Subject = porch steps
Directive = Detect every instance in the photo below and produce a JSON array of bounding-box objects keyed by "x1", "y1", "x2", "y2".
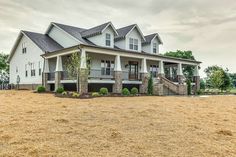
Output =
[{"x1": 153, "y1": 77, "x2": 187, "y2": 95}]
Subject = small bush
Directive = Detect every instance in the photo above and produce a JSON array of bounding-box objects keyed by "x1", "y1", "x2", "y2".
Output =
[
  {"x1": 196, "y1": 90, "x2": 203, "y2": 95},
  {"x1": 62, "y1": 91, "x2": 67, "y2": 96},
  {"x1": 99, "y1": 87, "x2": 108, "y2": 95},
  {"x1": 72, "y1": 92, "x2": 80, "y2": 97},
  {"x1": 131, "y1": 87, "x2": 138, "y2": 95},
  {"x1": 92, "y1": 92, "x2": 100, "y2": 97},
  {"x1": 122, "y1": 88, "x2": 130, "y2": 96},
  {"x1": 36, "y1": 85, "x2": 46, "y2": 93},
  {"x1": 56, "y1": 87, "x2": 64, "y2": 94}
]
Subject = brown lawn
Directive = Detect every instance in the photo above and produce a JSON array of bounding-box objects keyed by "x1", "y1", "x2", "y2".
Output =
[{"x1": 0, "y1": 91, "x2": 236, "y2": 157}]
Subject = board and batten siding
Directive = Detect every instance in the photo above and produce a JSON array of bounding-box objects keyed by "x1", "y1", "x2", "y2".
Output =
[
  {"x1": 87, "y1": 26, "x2": 115, "y2": 48},
  {"x1": 9, "y1": 35, "x2": 44, "y2": 84},
  {"x1": 48, "y1": 26, "x2": 78, "y2": 48},
  {"x1": 142, "y1": 38, "x2": 160, "y2": 54}
]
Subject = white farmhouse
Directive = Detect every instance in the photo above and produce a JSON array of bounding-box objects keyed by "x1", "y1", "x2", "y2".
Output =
[{"x1": 8, "y1": 22, "x2": 201, "y2": 95}]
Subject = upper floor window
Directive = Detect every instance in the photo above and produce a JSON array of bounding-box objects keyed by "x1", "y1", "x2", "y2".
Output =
[
  {"x1": 129, "y1": 38, "x2": 138, "y2": 51},
  {"x1": 153, "y1": 43, "x2": 157, "y2": 53},
  {"x1": 105, "y1": 33, "x2": 111, "y2": 46},
  {"x1": 22, "y1": 43, "x2": 27, "y2": 54}
]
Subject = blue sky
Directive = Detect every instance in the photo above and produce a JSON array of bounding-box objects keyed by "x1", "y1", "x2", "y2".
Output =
[{"x1": 0, "y1": 0, "x2": 236, "y2": 77}]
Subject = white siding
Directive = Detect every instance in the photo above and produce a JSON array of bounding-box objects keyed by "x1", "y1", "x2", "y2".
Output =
[
  {"x1": 125, "y1": 28, "x2": 142, "y2": 52},
  {"x1": 48, "y1": 26, "x2": 78, "y2": 48},
  {"x1": 114, "y1": 40, "x2": 126, "y2": 49},
  {"x1": 9, "y1": 35, "x2": 44, "y2": 84},
  {"x1": 87, "y1": 26, "x2": 115, "y2": 48},
  {"x1": 142, "y1": 38, "x2": 160, "y2": 54}
]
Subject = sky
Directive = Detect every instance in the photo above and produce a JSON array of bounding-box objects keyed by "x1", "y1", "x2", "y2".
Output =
[{"x1": 0, "y1": 0, "x2": 236, "y2": 77}]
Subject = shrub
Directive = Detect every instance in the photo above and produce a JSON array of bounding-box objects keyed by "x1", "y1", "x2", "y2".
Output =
[
  {"x1": 99, "y1": 87, "x2": 108, "y2": 95},
  {"x1": 122, "y1": 88, "x2": 130, "y2": 96},
  {"x1": 92, "y1": 92, "x2": 100, "y2": 97},
  {"x1": 148, "y1": 75, "x2": 153, "y2": 95},
  {"x1": 72, "y1": 92, "x2": 80, "y2": 97},
  {"x1": 36, "y1": 85, "x2": 46, "y2": 93},
  {"x1": 196, "y1": 90, "x2": 203, "y2": 95},
  {"x1": 131, "y1": 87, "x2": 138, "y2": 95},
  {"x1": 62, "y1": 91, "x2": 67, "y2": 96},
  {"x1": 56, "y1": 87, "x2": 64, "y2": 94},
  {"x1": 187, "y1": 79, "x2": 192, "y2": 95}
]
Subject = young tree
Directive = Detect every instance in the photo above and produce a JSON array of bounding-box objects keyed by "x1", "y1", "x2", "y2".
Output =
[
  {"x1": 65, "y1": 52, "x2": 90, "y2": 92},
  {"x1": 209, "y1": 70, "x2": 224, "y2": 90},
  {"x1": 0, "y1": 53, "x2": 9, "y2": 84},
  {"x1": 147, "y1": 75, "x2": 153, "y2": 95}
]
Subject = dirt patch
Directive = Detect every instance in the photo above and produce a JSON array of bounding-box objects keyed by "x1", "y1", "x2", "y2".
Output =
[{"x1": 0, "y1": 90, "x2": 236, "y2": 156}]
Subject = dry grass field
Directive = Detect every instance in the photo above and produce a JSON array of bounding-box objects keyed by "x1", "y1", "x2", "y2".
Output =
[{"x1": 0, "y1": 91, "x2": 236, "y2": 157}]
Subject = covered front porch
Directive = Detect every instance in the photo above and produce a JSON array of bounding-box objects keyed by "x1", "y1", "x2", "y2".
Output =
[{"x1": 42, "y1": 46, "x2": 200, "y2": 95}]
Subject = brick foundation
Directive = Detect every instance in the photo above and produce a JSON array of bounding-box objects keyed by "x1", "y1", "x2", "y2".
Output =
[
  {"x1": 139, "y1": 73, "x2": 149, "y2": 94},
  {"x1": 113, "y1": 71, "x2": 122, "y2": 93}
]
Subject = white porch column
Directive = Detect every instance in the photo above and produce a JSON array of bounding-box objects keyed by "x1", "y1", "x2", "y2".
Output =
[
  {"x1": 140, "y1": 58, "x2": 148, "y2": 73},
  {"x1": 79, "y1": 49, "x2": 88, "y2": 94},
  {"x1": 177, "y1": 63, "x2": 184, "y2": 84},
  {"x1": 169, "y1": 66, "x2": 173, "y2": 78},
  {"x1": 113, "y1": 55, "x2": 122, "y2": 93},
  {"x1": 114, "y1": 55, "x2": 122, "y2": 71},
  {"x1": 194, "y1": 65, "x2": 199, "y2": 77},
  {"x1": 55, "y1": 56, "x2": 63, "y2": 72},
  {"x1": 177, "y1": 63, "x2": 183, "y2": 76},
  {"x1": 159, "y1": 60, "x2": 165, "y2": 76},
  {"x1": 44, "y1": 59, "x2": 50, "y2": 73},
  {"x1": 43, "y1": 59, "x2": 50, "y2": 90},
  {"x1": 55, "y1": 56, "x2": 63, "y2": 91},
  {"x1": 193, "y1": 65, "x2": 200, "y2": 94},
  {"x1": 140, "y1": 58, "x2": 148, "y2": 94},
  {"x1": 80, "y1": 49, "x2": 87, "y2": 69}
]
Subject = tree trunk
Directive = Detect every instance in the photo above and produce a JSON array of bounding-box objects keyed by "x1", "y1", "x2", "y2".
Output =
[{"x1": 76, "y1": 72, "x2": 79, "y2": 93}]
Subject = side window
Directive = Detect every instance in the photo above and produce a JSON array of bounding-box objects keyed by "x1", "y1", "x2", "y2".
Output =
[
  {"x1": 105, "y1": 33, "x2": 111, "y2": 46},
  {"x1": 22, "y1": 43, "x2": 27, "y2": 54},
  {"x1": 153, "y1": 43, "x2": 157, "y2": 53},
  {"x1": 16, "y1": 66, "x2": 18, "y2": 73},
  {"x1": 101, "y1": 60, "x2": 114, "y2": 76},
  {"x1": 25, "y1": 64, "x2": 28, "y2": 77},
  {"x1": 134, "y1": 39, "x2": 138, "y2": 50},
  {"x1": 38, "y1": 61, "x2": 41, "y2": 76},
  {"x1": 31, "y1": 63, "x2": 36, "y2": 77}
]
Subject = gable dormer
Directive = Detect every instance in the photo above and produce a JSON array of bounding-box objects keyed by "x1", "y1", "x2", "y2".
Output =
[
  {"x1": 142, "y1": 33, "x2": 163, "y2": 54},
  {"x1": 81, "y1": 22, "x2": 118, "y2": 48},
  {"x1": 115, "y1": 24, "x2": 145, "y2": 52}
]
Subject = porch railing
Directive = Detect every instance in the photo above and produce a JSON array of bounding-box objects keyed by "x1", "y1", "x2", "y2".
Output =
[
  {"x1": 89, "y1": 69, "x2": 114, "y2": 80},
  {"x1": 48, "y1": 72, "x2": 55, "y2": 81}
]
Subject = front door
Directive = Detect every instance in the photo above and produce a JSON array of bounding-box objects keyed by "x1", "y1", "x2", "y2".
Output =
[{"x1": 129, "y1": 61, "x2": 139, "y2": 80}]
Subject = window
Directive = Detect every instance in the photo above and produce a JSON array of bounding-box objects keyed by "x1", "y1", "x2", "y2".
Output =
[
  {"x1": 16, "y1": 66, "x2": 18, "y2": 73},
  {"x1": 105, "y1": 33, "x2": 111, "y2": 46},
  {"x1": 129, "y1": 38, "x2": 138, "y2": 50},
  {"x1": 101, "y1": 60, "x2": 114, "y2": 75},
  {"x1": 22, "y1": 43, "x2": 27, "y2": 54},
  {"x1": 38, "y1": 61, "x2": 41, "y2": 76},
  {"x1": 150, "y1": 65, "x2": 158, "y2": 77},
  {"x1": 153, "y1": 43, "x2": 157, "y2": 53},
  {"x1": 25, "y1": 64, "x2": 28, "y2": 77},
  {"x1": 30, "y1": 63, "x2": 36, "y2": 77}
]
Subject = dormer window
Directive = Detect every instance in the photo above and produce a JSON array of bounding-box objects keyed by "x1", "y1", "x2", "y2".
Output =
[
  {"x1": 22, "y1": 43, "x2": 27, "y2": 54},
  {"x1": 105, "y1": 33, "x2": 111, "y2": 46},
  {"x1": 129, "y1": 38, "x2": 138, "y2": 51},
  {"x1": 153, "y1": 43, "x2": 157, "y2": 53}
]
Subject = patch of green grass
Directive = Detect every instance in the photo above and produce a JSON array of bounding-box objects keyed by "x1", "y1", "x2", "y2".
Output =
[{"x1": 230, "y1": 88, "x2": 236, "y2": 94}]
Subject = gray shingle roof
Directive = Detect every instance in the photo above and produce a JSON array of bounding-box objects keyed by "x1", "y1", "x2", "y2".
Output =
[
  {"x1": 22, "y1": 31, "x2": 63, "y2": 53},
  {"x1": 52, "y1": 23, "x2": 89, "y2": 44},
  {"x1": 115, "y1": 24, "x2": 136, "y2": 41},
  {"x1": 142, "y1": 33, "x2": 163, "y2": 45},
  {"x1": 81, "y1": 22, "x2": 111, "y2": 38}
]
